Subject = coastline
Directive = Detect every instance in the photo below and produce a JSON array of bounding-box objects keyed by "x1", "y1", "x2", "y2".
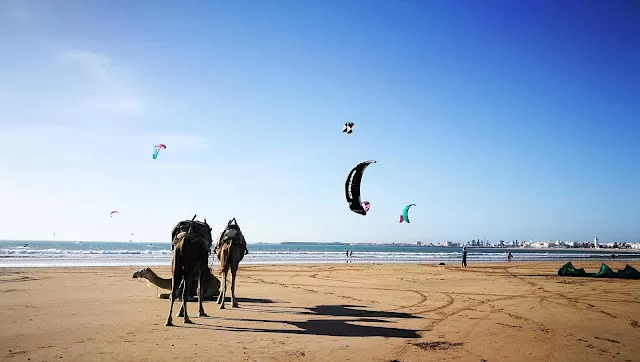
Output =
[
  {"x1": 1, "y1": 256, "x2": 638, "y2": 268},
  {"x1": 2, "y1": 240, "x2": 639, "y2": 268}
]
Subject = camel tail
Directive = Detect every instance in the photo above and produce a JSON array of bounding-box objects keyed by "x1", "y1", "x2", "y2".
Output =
[{"x1": 218, "y1": 245, "x2": 230, "y2": 275}]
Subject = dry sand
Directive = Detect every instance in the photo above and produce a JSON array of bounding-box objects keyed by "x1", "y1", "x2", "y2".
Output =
[{"x1": 1, "y1": 262, "x2": 639, "y2": 362}]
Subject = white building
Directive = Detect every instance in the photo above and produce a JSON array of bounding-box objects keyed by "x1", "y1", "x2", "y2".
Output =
[{"x1": 594, "y1": 237, "x2": 599, "y2": 249}]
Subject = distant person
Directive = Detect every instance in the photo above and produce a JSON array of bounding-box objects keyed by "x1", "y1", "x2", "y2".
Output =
[
  {"x1": 462, "y1": 246, "x2": 468, "y2": 268},
  {"x1": 349, "y1": 250, "x2": 353, "y2": 258},
  {"x1": 346, "y1": 250, "x2": 349, "y2": 257},
  {"x1": 612, "y1": 253, "x2": 616, "y2": 260},
  {"x1": 507, "y1": 252, "x2": 513, "y2": 262}
]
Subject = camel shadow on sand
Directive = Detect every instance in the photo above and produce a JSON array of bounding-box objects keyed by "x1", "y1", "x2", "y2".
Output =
[
  {"x1": 294, "y1": 304, "x2": 421, "y2": 319},
  {"x1": 176, "y1": 304, "x2": 421, "y2": 338},
  {"x1": 165, "y1": 295, "x2": 277, "y2": 304},
  {"x1": 216, "y1": 297, "x2": 276, "y2": 304}
]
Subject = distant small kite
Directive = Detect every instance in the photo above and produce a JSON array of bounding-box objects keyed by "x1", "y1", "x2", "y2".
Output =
[
  {"x1": 110, "y1": 210, "x2": 119, "y2": 218},
  {"x1": 342, "y1": 122, "x2": 355, "y2": 134},
  {"x1": 152, "y1": 144, "x2": 166, "y2": 159}
]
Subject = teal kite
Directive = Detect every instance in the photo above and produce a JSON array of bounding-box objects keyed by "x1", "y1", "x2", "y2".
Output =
[{"x1": 399, "y1": 204, "x2": 416, "y2": 223}]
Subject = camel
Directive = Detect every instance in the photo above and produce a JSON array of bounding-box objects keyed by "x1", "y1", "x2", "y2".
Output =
[
  {"x1": 132, "y1": 267, "x2": 220, "y2": 300},
  {"x1": 168, "y1": 215, "x2": 215, "y2": 302},
  {"x1": 165, "y1": 225, "x2": 212, "y2": 327},
  {"x1": 216, "y1": 217, "x2": 247, "y2": 309}
]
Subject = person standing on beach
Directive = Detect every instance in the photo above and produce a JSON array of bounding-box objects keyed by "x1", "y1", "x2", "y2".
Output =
[
  {"x1": 462, "y1": 246, "x2": 468, "y2": 268},
  {"x1": 507, "y1": 252, "x2": 513, "y2": 262}
]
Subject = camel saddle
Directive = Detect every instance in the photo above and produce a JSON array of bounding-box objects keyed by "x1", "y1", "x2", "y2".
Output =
[
  {"x1": 215, "y1": 218, "x2": 247, "y2": 258},
  {"x1": 171, "y1": 218, "x2": 213, "y2": 253}
]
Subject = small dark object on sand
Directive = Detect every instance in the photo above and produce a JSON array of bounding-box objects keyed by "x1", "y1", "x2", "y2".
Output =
[
  {"x1": 414, "y1": 341, "x2": 464, "y2": 350},
  {"x1": 439, "y1": 262, "x2": 445, "y2": 265}
]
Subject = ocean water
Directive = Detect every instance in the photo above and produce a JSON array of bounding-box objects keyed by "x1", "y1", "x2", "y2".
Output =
[{"x1": 1, "y1": 241, "x2": 638, "y2": 268}]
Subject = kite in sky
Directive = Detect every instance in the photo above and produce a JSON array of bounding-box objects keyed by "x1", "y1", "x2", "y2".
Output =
[
  {"x1": 345, "y1": 160, "x2": 376, "y2": 215},
  {"x1": 399, "y1": 204, "x2": 416, "y2": 223},
  {"x1": 342, "y1": 122, "x2": 355, "y2": 134},
  {"x1": 152, "y1": 144, "x2": 166, "y2": 159}
]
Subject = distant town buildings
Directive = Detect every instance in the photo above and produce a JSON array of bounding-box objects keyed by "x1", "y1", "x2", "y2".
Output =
[
  {"x1": 357, "y1": 238, "x2": 639, "y2": 249},
  {"x1": 404, "y1": 238, "x2": 638, "y2": 250}
]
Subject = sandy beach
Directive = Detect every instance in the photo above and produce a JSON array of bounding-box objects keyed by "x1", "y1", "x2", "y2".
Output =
[{"x1": 1, "y1": 262, "x2": 639, "y2": 362}]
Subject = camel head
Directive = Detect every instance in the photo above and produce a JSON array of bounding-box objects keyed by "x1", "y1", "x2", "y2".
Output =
[{"x1": 132, "y1": 267, "x2": 151, "y2": 279}]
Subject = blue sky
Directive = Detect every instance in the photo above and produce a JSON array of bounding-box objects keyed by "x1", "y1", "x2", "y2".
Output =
[{"x1": 1, "y1": 0, "x2": 638, "y2": 243}]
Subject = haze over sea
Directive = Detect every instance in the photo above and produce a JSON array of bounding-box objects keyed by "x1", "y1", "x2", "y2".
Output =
[{"x1": 1, "y1": 240, "x2": 638, "y2": 268}]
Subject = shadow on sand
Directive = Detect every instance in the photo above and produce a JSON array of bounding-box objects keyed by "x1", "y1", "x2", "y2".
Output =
[
  {"x1": 169, "y1": 295, "x2": 277, "y2": 303},
  {"x1": 174, "y1": 304, "x2": 421, "y2": 338},
  {"x1": 297, "y1": 304, "x2": 420, "y2": 319}
]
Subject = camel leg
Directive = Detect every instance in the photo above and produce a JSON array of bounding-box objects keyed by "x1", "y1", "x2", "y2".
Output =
[
  {"x1": 198, "y1": 270, "x2": 208, "y2": 317},
  {"x1": 215, "y1": 279, "x2": 222, "y2": 304},
  {"x1": 219, "y1": 269, "x2": 227, "y2": 309},
  {"x1": 182, "y1": 272, "x2": 193, "y2": 324},
  {"x1": 166, "y1": 264, "x2": 182, "y2": 326},
  {"x1": 231, "y1": 265, "x2": 239, "y2": 308},
  {"x1": 166, "y1": 283, "x2": 176, "y2": 326},
  {"x1": 216, "y1": 274, "x2": 223, "y2": 304},
  {"x1": 216, "y1": 268, "x2": 225, "y2": 305},
  {"x1": 177, "y1": 278, "x2": 185, "y2": 317}
]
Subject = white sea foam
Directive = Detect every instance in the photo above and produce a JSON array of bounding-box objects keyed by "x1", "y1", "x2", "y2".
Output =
[{"x1": 1, "y1": 242, "x2": 637, "y2": 267}]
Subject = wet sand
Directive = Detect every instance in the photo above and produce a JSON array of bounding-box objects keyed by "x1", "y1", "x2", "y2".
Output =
[{"x1": 1, "y1": 262, "x2": 639, "y2": 361}]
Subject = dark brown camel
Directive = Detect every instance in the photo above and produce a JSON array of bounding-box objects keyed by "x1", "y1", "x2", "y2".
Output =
[
  {"x1": 165, "y1": 222, "x2": 213, "y2": 326},
  {"x1": 215, "y1": 218, "x2": 247, "y2": 309}
]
